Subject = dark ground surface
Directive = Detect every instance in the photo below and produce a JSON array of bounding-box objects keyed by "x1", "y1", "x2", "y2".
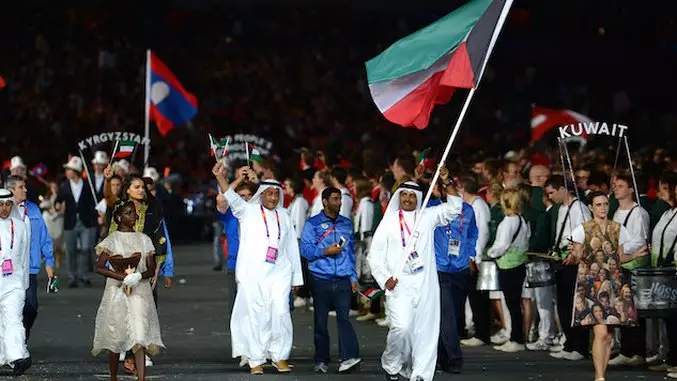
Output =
[{"x1": 11, "y1": 243, "x2": 665, "y2": 380}]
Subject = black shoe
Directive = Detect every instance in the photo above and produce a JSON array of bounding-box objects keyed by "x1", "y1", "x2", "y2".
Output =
[
  {"x1": 13, "y1": 357, "x2": 31, "y2": 376},
  {"x1": 385, "y1": 372, "x2": 399, "y2": 381},
  {"x1": 83, "y1": 280, "x2": 93, "y2": 288},
  {"x1": 68, "y1": 281, "x2": 78, "y2": 288},
  {"x1": 213, "y1": 265, "x2": 223, "y2": 271}
]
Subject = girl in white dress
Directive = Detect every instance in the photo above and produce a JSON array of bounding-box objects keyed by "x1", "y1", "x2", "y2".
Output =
[{"x1": 92, "y1": 201, "x2": 165, "y2": 381}]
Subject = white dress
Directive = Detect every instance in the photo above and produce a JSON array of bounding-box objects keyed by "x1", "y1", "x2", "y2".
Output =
[{"x1": 92, "y1": 231, "x2": 165, "y2": 356}]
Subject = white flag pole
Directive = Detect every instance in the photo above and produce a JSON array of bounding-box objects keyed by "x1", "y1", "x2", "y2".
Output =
[
  {"x1": 143, "y1": 49, "x2": 151, "y2": 166},
  {"x1": 109, "y1": 139, "x2": 120, "y2": 167},
  {"x1": 79, "y1": 149, "x2": 100, "y2": 206},
  {"x1": 245, "y1": 141, "x2": 250, "y2": 167},
  {"x1": 391, "y1": 0, "x2": 514, "y2": 282}
]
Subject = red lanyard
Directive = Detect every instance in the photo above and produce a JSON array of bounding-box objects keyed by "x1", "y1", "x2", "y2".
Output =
[
  {"x1": 0, "y1": 220, "x2": 15, "y2": 252},
  {"x1": 398, "y1": 210, "x2": 416, "y2": 248},
  {"x1": 316, "y1": 223, "x2": 337, "y2": 244},
  {"x1": 260, "y1": 205, "x2": 281, "y2": 242}
]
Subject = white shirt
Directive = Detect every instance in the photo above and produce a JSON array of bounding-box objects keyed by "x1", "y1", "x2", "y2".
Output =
[
  {"x1": 70, "y1": 179, "x2": 84, "y2": 203},
  {"x1": 309, "y1": 188, "x2": 325, "y2": 218},
  {"x1": 94, "y1": 173, "x2": 105, "y2": 194},
  {"x1": 612, "y1": 203, "x2": 649, "y2": 254},
  {"x1": 470, "y1": 197, "x2": 490, "y2": 262},
  {"x1": 571, "y1": 222, "x2": 631, "y2": 247},
  {"x1": 339, "y1": 187, "x2": 353, "y2": 220},
  {"x1": 288, "y1": 195, "x2": 309, "y2": 240},
  {"x1": 555, "y1": 199, "x2": 591, "y2": 249},
  {"x1": 355, "y1": 197, "x2": 375, "y2": 235},
  {"x1": 488, "y1": 215, "x2": 531, "y2": 259},
  {"x1": 18, "y1": 203, "x2": 31, "y2": 247}
]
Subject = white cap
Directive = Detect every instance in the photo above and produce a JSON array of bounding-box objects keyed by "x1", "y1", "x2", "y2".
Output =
[
  {"x1": 114, "y1": 159, "x2": 130, "y2": 173},
  {"x1": 63, "y1": 156, "x2": 84, "y2": 172},
  {"x1": 143, "y1": 167, "x2": 159, "y2": 182},
  {"x1": 91, "y1": 150, "x2": 109, "y2": 165},
  {"x1": 9, "y1": 156, "x2": 25, "y2": 170}
]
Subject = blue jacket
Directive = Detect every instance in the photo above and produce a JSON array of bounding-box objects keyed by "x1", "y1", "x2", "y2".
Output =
[
  {"x1": 429, "y1": 199, "x2": 478, "y2": 273},
  {"x1": 301, "y1": 211, "x2": 357, "y2": 282},
  {"x1": 219, "y1": 208, "x2": 239, "y2": 271},
  {"x1": 24, "y1": 201, "x2": 55, "y2": 274},
  {"x1": 159, "y1": 220, "x2": 174, "y2": 277}
]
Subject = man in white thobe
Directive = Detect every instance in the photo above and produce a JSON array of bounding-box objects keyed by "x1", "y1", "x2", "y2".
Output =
[
  {"x1": 0, "y1": 188, "x2": 31, "y2": 375},
  {"x1": 213, "y1": 164, "x2": 303, "y2": 375},
  {"x1": 368, "y1": 176, "x2": 462, "y2": 381}
]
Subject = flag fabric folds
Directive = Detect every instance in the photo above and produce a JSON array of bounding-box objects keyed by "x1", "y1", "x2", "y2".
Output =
[
  {"x1": 114, "y1": 140, "x2": 136, "y2": 158},
  {"x1": 366, "y1": 0, "x2": 511, "y2": 129},
  {"x1": 531, "y1": 105, "x2": 593, "y2": 143},
  {"x1": 148, "y1": 51, "x2": 198, "y2": 136}
]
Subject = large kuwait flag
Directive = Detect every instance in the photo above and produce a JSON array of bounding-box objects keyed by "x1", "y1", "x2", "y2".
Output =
[{"x1": 366, "y1": 0, "x2": 512, "y2": 129}]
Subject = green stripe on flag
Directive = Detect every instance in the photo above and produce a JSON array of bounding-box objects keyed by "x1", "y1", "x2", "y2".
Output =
[{"x1": 365, "y1": 0, "x2": 492, "y2": 84}]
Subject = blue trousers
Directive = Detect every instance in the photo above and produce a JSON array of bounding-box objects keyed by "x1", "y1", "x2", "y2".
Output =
[{"x1": 310, "y1": 276, "x2": 359, "y2": 364}]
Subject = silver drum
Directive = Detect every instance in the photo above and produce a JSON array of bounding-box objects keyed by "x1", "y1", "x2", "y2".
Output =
[
  {"x1": 477, "y1": 260, "x2": 500, "y2": 291},
  {"x1": 631, "y1": 268, "x2": 677, "y2": 318},
  {"x1": 526, "y1": 260, "x2": 555, "y2": 288}
]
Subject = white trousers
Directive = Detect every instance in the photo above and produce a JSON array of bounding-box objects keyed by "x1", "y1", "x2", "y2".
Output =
[
  {"x1": 521, "y1": 285, "x2": 556, "y2": 340},
  {"x1": 0, "y1": 289, "x2": 29, "y2": 365}
]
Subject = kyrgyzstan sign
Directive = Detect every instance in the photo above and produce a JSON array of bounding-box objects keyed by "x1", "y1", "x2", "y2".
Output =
[
  {"x1": 224, "y1": 134, "x2": 273, "y2": 161},
  {"x1": 78, "y1": 132, "x2": 151, "y2": 151},
  {"x1": 558, "y1": 122, "x2": 629, "y2": 139}
]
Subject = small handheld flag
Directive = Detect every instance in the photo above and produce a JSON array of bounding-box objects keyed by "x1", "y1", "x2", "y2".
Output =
[
  {"x1": 248, "y1": 143, "x2": 262, "y2": 163},
  {"x1": 359, "y1": 287, "x2": 385, "y2": 300},
  {"x1": 114, "y1": 140, "x2": 136, "y2": 159},
  {"x1": 416, "y1": 147, "x2": 431, "y2": 166},
  {"x1": 0, "y1": 75, "x2": 6, "y2": 89},
  {"x1": 30, "y1": 163, "x2": 48, "y2": 177},
  {"x1": 209, "y1": 134, "x2": 230, "y2": 161}
]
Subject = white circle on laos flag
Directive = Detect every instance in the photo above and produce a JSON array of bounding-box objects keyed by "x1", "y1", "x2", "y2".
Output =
[{"x1": 151, "y1": 81, "x2": 170, "y2": 104}]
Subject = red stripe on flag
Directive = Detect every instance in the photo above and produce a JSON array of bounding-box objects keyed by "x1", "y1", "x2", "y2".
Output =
[
  {"x1": 440, "y1": 42, "x2": 476, "y2": 89},
  {"x1": 150, "y1": 103, "x2": 176, "y2": 136}
]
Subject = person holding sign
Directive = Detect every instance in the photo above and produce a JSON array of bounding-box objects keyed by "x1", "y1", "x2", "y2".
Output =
[
  {"x1": 0, "y1": 189, "x2": 32, "y2": 376},
  {"x1": 300, "y1": 187, "x2": 361, "y2": 374},
  {"x1": 367, "y1": 168, "x2": 462, "y2": 381},
  {"x1": 212, "y1": 163, "x2": 303, "y2": 375}
]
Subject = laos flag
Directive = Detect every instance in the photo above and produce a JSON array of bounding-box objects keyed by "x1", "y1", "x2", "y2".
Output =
[{"x1": 147, "y1": 51, "x2": 198, "y2": 136}]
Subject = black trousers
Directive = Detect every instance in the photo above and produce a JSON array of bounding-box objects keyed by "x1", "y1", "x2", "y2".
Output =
[
  {"x1": 438, "y1": 270, "x2": 471, "y2": 370},
  {"x1": 556, "y1": 265, "x2": 589, "y2": 355},
  {"x1": 498, "y1": 265, "x2": 526, "y2": 344},
  {"x1": 666, "y1": 318, "x2": 677, "y2": 366},
  {"x1": 23, "y1": 274, "x2": 38, "y2": 341},
  {"x1": 467, "y1": 272, "x2": 491, "y2": 343}
]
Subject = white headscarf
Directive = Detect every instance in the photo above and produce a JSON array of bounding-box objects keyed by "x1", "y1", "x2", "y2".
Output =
[
  {"x1": 0, "y1": 188, "x2": 21, "y2": 220},
  {"x1": 250, "y1": 180, "x2": 284, "y2": 210},
  {"x1": 383, "y1": 181, "x2": 423, "y2": 218}
]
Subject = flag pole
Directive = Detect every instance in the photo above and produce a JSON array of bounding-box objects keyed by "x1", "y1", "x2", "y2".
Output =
[
  {"x1": 109, "y1": 140, "x2": 120, "y2": 167},
  {"x1": 391, "y1": 0, "x2": 514, "y2": 282},
  {"x1": 79, "y1": 149, "x2": 99, "y2": 206},
  {"x1": 245, "y1": 142, "x2": 250, "y2": 167},
  {"x1": 143, "y1": 49, "x2": 151, "y2": 166},
  {"x1": 623, "y1": 135, "x2": 649, "y2": 244}
]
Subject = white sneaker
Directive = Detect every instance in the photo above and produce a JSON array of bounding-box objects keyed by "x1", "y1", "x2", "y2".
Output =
[
  {"x1": 119, "y1": 353, "x2": 125, "y2": 362},
  {"x1": 490, "y1": 329, "x2": 509, "y2": 345},
  {"x1": 461, "y1": 337, "x2": 486, "y2": 347},
  {"x1": 549, "y1": 344, "x2": 564, "y2": 353},
  {"x1": 349, "y1": 309, "x2": 360, "y2": 317},
  {"x1": 494, "y1": 341, "x2": 525, "y2": 353},
  {"x1": 309, "y1": 306, "x2": 315, "y2": 312},
  {"x1": 329, "y1": 311, "x2": 337, "y2": 317},
  {"x1": 145, "y1": 355, "x2": 153, "y2": 367},
  {"x1": 338, "y1": 358, "x2": 362, "y2": 373},
  {"x1": 377, "y1": 317, "x2": 391, "y2": 327},
  {"x1": 562, "y1": 351, "x2": 584, "y2": 361},
  {"x1": 356, "y1": 312, "x2": 377, "y2": 321},
  {"x1": 293, "y1": 297, "x2": 307, "y2": 308},
  {"x1": 550, "y1": 351, "x2": 570, "y2": 359},
  {"x1": 667, "y1": 372, "x2": 677, "y2": 379},
  {"x1": 607, "y1": 354, "x2": 640, "y2": 367},
  {"x1": 526, "y1": 340, "x2": 550, "y2": 351},
  {"x1": 646, "y1": 354, "x2": 663, "y2": 364}
]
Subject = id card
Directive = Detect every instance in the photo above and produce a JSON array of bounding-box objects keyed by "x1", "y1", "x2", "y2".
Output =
[
  {"x1": 408, "y1": 251, "x2": 424, "y2": 273},
  {"x1": 448, "y1": 239, "x2": 461, "y2": 257},
  {"x1": 2, "y1": 259, "x2": 13, "y2": 276},
  {"x1": 265, "y1": 247, "x2": 279, "y2": 264}
]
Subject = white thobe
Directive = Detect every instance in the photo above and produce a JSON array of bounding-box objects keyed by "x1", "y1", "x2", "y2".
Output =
[
  {"x1": 367, "y1": 196, "x2": 462, "y2": 381},
  {"x1": 225, "y1": 188, "x2": 304, "y2": 368},
  {"x1": 0, "y1": 217, "x2": 29, "y2": 365}
]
